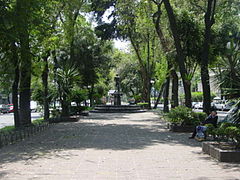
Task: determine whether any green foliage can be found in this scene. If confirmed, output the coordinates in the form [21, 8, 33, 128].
[207, 122, 240, 147]
[166, 106, 203, 126]
[70, 88, 88, 105]
[134, 95, 142, 103]
[192, 112, 207, 122]
[205, 124, 216, 137]
[0, 117, 45, 133]
[137, 102, 149, 108]
[0, 126, 15, 133]
[32, 118, 45, 125]
[191, 92, 217, 102]
[51, 108, 61, 118]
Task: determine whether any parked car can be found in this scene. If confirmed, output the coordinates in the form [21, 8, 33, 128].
[128, 98, 135, 105]
[194, 102, 203, 109]
[212, 101, 226, 111]
[0, 104, 10, 113]
[30, 101, 38, 112]
[224, 101, 236, 111]
[7, 104, 14, 113]
[211, 100, 235, 111]
[192, 102, 198, 108]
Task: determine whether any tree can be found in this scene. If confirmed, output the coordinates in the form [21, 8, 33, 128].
[200, 0, 217, 114]
[162, 0, 192, 108]
[56, 61, 80, 117]
[15, 0, 32, 126]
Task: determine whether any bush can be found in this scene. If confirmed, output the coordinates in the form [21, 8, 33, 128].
[166, 106, 201, 126]
[205, 124, 216, 137]
[213, 122, 240, 147]
[182, 92, 217, 102]
[134, 95, 142, 103]
[192, 112, 207, 122]
[137, 102, 149, 109]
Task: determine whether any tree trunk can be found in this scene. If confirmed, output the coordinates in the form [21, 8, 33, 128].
[42, 52, 50, 120]
[171, 70, 179, 108]
[61, 94, 69, 117]
[146, 78, 151, 109]
[11, 42, 20, 128]
[201, 0, 216, 114]
[201, 64, 211, 113]
[153, 82, 165, 109]
[16, 0, 32, 126]
[142, 77, 151, 109]
[163, 0, 192, 108]
[163, 75, 170, 113]
[89, 84, 94, 107]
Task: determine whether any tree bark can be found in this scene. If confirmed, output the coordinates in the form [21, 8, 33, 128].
[11, 42, 20, 128]
[42, 52, 50, 120]
[61, 94, 69, 117]
[89, 84, 94, 107]
[163, 0, 192, 108]
[163, 75, 170, 113]
[16, 0, 32, 126]
[171, 69, 179, 108]
[153, 82, 165, 109]
[201, 0, 216, 114]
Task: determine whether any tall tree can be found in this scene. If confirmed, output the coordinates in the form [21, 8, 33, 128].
[200, 0, 216, 114]
[16, 0, 32, 126]
[162, 0, 192, 108]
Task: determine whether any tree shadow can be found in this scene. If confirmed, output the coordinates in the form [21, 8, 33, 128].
[0, 171, 8, 179]
[0, 117, 199, 165]
[1, 112, 239, 174]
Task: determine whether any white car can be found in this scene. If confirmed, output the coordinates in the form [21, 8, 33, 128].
[224, 101, 236, 111]
[212, 101, 225, 111]
[194, 102, 203, 109]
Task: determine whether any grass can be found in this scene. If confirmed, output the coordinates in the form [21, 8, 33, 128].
[0, 125, 15, 133]
[32, 117, 45, 125]
[0, 117, 45, 133]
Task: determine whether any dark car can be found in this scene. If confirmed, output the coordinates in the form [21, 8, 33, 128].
[0, 104, 10, 114]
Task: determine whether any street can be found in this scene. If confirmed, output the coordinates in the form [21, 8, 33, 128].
[0, 113, 42, 129]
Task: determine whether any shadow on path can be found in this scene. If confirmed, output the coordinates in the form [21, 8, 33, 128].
[0, 112, 201, 165]
[2, 112, 239, 175]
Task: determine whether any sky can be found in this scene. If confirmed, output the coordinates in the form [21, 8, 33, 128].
[113, 39, 130, 52]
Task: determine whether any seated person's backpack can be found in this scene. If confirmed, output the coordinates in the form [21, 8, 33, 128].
[196, 126, 208, 139]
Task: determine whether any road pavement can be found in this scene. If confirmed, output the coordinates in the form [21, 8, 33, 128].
[0, 112, 42, 129]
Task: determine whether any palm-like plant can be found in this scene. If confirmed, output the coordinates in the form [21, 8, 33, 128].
[56, 63, 80, 116]
[216, 40, 240, 124]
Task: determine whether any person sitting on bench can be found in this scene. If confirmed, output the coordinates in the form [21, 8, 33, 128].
[189, 110, 218, 139]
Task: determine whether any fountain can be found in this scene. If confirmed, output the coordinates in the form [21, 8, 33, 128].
[92, 75, 143, 113]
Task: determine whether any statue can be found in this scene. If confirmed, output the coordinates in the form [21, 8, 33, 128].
[113, 74, 122, 106]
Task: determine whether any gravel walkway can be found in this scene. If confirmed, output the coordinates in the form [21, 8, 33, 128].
[0, 112, 240, 180]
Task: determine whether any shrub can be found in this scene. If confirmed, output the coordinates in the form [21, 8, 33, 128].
[214, 123, 240, 147]
[192, 112, 207, 122]
[205, 124, 216, 137]
[137, 102, 149, 109]
[166, 106, 200, 126]
[134, 95, 142, 103]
